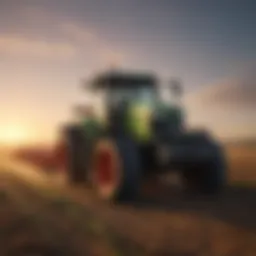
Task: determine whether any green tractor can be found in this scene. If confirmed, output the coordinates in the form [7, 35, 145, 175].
[60, 70, 226, 201]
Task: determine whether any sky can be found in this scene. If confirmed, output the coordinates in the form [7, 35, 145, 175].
[0, 0, 255, 145]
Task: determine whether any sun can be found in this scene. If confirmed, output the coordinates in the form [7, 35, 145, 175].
[0, 125, 31, 147]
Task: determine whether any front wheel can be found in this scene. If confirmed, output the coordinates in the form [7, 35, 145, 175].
[182, 145, 227, 194]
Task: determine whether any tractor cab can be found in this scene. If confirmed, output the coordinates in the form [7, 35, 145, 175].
[84, 70, 184, 141]
[87, 71, 182, 107]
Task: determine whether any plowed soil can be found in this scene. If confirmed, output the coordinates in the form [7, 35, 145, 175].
[0, 145, 255, 255]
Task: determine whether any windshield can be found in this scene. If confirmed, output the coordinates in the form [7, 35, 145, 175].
[109, 86, 157, 106]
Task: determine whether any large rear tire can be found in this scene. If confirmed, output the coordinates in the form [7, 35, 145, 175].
[90, 136, 141, 202]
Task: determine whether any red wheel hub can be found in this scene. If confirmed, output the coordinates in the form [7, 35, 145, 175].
[95, 150, 115, 186]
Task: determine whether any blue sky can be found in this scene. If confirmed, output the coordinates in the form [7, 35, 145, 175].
[0, 0, 255, 144]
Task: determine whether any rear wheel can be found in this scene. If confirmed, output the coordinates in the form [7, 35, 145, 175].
[90, 136, 141, 202]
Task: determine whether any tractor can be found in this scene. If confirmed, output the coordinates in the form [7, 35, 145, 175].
[58, 70, 226, 202]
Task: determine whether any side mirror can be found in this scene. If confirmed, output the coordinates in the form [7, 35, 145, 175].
[170, 79, 183, 97]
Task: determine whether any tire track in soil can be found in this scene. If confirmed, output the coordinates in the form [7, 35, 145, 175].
[136, 180, 256, 231]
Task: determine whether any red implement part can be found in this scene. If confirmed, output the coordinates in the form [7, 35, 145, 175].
[53, 140, 69, 171]
[14, 140, 69, 172]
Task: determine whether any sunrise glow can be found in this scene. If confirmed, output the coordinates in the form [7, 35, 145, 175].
[0, 125, 32, 146]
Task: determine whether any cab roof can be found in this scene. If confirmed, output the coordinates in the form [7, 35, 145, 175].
[90, 70, 158, 89]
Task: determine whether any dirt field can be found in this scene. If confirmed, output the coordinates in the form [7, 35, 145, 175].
[225, 145, 256, 184]
[0, 145, 255, 255]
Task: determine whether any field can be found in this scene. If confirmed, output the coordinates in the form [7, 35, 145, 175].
[0, 144, 255, 255]
[225, 145, 256, 185]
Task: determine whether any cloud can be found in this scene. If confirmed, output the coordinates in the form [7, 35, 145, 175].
[60, 23, 96, 43]
[183, 73, 256, 139]
[0, 4, 126, 66]
[0, 24, 125, 67]
[184, 75, 256, 109]
[60, 23, 125, 66]
[0, 34, 76, 59]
